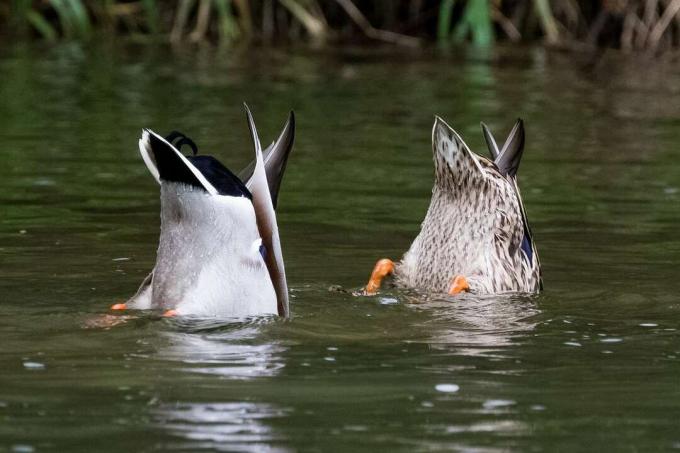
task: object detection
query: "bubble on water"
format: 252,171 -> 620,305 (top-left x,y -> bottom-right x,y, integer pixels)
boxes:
324,357 -> 335,362
421,401 -> 434,408
379,297 -> 398,305
112,257 -> 130,261
600,338 -> 623,343
530,404 -> 546,411
343,425 -> 368,432
12,445 -> 34,453
640,323 -> 658,327
326,347 -> 338,351
435,384 -> 460,393
564,342 -> 582,347
33,178 -> 55,187
602,350 -> 614,354
23,362 -> 45,370
483,399 -> 515,409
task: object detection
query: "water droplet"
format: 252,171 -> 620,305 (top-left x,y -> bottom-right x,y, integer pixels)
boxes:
23,362 -> 45,370
12,445 -> 34,453
600,338 -> 623,343
379,297 -> 398,305
640,323 -> 658,327
483,399 -> 515,409
564,342 -> 582,347
435,384 -> 460,393
343,425 -> 368,432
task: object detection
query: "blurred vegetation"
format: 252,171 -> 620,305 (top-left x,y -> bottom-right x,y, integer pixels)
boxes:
2,1 -> 680,52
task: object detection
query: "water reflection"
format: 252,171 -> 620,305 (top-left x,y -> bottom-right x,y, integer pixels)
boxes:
151,319 -> 289,451
410,293 -> 540,356
154,402 -> 289,453
154,317 -> 287,380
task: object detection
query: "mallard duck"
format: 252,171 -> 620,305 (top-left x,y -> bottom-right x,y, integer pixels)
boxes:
364,116 -> 541,296
111,105 -> 294,317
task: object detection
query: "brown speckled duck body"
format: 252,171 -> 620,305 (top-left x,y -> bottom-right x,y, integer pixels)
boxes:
364,116 -> 541,296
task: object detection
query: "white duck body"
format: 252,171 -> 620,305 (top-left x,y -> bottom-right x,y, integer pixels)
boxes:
148,183 -> 276,316
126,107 -> 294,317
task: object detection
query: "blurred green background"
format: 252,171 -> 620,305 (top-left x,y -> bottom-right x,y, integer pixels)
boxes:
2,1 -> 678,53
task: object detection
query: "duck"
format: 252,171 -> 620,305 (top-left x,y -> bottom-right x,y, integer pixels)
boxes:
111,105 -> 295,317
364,116 -> 541,296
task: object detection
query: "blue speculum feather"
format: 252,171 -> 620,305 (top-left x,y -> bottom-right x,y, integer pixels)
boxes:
520,227 -> 533,264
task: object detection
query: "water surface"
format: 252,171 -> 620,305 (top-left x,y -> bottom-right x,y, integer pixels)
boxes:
2,43 -> 680,452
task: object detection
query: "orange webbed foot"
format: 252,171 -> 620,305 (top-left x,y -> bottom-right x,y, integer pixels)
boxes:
448,275 -> 470,295
363,258 -> 395,295
111,303 -> 127,311
162,309 -> 179,318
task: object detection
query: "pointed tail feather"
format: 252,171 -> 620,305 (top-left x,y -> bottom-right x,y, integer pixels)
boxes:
240,111 -> 295,209
481,122 -> 500,160
262,111 -> 295,209
494,119 -> 525,178
431,116 -> 484,185
244,104 -> 290,317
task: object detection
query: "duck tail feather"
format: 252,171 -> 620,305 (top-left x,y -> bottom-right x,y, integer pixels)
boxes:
240,110 -> 295,209
243,104 -> 290,317
432,116 -> 484,184
481,122 -> 500,159
494,118 -> 525,178
262,111 -> 295,209
140,129 -> 217,194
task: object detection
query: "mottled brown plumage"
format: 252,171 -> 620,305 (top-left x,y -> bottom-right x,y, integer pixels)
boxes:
394,117 -> 541,294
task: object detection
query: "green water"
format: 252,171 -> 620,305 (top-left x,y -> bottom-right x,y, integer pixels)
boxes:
2,43 -> 680,452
